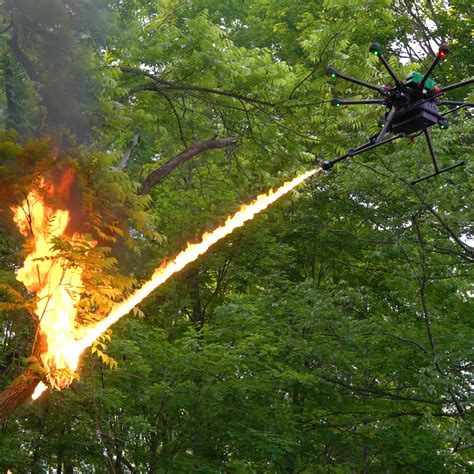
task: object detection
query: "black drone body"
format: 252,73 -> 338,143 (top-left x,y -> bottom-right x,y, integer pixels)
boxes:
322,42 -> 473,184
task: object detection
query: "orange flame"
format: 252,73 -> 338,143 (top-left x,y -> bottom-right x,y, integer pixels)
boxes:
12,174 -> 92,393
27,167 -> 321,399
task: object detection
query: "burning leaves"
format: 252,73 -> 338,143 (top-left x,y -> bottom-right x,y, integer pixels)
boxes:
11,172 -> 94,392
9,160 -> 321,399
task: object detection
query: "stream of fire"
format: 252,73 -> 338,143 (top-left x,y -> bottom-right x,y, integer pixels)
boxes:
13,167 -> 321,400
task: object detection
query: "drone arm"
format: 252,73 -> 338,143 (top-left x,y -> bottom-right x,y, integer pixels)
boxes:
411,78 -> 473,108
441,105 -> 470,117
321,134 -> 402,170
369,43 -> 403,90
378,54 -> 403,91
439,77 -> 473,94
332,98 -> 386,106
418,44 -> 449,91
438,100 -> 474,107
326,67 -> 388,95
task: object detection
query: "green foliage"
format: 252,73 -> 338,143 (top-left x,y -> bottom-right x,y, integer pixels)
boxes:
0,0 -> 473,472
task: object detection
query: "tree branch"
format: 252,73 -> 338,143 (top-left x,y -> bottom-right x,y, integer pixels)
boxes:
139,137 -> 238,194
320,375 -> 449,405
453,443 -> 473,453
7,22 -> 39,83
117,132 -> 140,170
410,187 -> 474,258
413,217 -> 467,421
383,332 -> 429,355
120,67 -> 277,106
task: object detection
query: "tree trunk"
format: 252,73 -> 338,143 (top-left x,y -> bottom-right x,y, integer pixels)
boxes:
0,374 -> 38,422
0,334 -> 47,423
64,463 -> 74,474
188,267 -> 204,330
3,52 -> 25,133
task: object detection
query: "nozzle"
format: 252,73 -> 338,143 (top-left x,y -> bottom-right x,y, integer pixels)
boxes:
438,118 -> 449,129
438,43 -> 449,58
320,160 -> 333,171
325,66 -> 337,78
369,42 -> 381,56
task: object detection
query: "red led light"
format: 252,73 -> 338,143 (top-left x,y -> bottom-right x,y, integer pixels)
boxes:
439,51 -> 446,58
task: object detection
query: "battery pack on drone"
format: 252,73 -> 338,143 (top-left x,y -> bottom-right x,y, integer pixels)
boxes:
391,101 -> 439,134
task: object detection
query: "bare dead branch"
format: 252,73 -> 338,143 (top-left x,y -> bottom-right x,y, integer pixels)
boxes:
139,137 -> 238,194
117,132 -> 140,171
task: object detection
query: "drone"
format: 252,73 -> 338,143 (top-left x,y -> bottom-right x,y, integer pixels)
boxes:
320,42 -> 473,184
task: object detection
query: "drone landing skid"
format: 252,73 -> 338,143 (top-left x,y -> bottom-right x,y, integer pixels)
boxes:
411,128 -> 465,185
411,161 -> 465,185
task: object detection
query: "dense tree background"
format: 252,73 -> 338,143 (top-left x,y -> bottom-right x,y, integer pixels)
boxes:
0,0 -> 472,472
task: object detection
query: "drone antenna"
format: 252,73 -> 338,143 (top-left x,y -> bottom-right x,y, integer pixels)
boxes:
369,42 -> 403,91
418,43 -> 449,91
325,66 -> 388,96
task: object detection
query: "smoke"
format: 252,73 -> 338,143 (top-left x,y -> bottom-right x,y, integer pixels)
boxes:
46,164 -> 85,235
3,0 -> 110,143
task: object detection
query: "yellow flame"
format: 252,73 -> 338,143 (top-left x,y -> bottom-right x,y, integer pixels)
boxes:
13,184 -> 90,392
31,167 -> 321,399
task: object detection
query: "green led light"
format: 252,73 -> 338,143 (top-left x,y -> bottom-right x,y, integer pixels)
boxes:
439,121 -> 449,129
336,103 -> 340,107
331,73 -> 336,78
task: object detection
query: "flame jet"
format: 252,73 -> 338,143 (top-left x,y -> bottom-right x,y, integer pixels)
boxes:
30,167 -> 322,399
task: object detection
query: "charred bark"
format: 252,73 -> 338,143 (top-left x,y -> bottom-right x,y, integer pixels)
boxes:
139,137 -> 238,194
